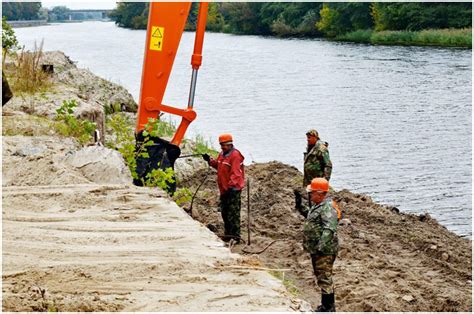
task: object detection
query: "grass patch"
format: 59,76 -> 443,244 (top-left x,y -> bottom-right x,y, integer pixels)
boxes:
268,270 -> 300,297
2,115 -> 55,137
336,29 -> 373,43
337,28 -> 472,48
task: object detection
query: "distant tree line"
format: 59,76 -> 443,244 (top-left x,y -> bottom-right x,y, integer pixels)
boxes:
2,2 -> 42,20
2,3 -> 107,22
109,2 -> 472,37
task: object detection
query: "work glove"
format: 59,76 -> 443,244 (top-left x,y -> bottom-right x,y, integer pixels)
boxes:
294,190 -> 302,210
202,153 -> 210,162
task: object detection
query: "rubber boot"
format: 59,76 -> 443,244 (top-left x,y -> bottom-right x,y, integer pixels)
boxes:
315,293 -> 335,312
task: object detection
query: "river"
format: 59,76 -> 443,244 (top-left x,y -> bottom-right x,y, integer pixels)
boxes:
14,21 -> 472,238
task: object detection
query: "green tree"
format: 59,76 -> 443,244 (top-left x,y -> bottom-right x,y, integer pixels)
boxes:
317,2 -> 372,37
205,2 -> 225,32
2,2 -> 41,20
371,2 -> 472,31
2,16 -> 18,67
49,6 -> 71,21
109,2 -> 148,29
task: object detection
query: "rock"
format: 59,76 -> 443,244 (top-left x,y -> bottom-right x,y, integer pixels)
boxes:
441,252 -> 449,261
402,295 -> 414,303
63,145 -> 132,184
291,298 -> 312,312
430,245 -> 437,250
390,206 -> 400,213
339,248 -> 349,258
13,144 -> 47,157
339,218 -> 351,226
3,51 -> 137,128
419,213 -> 430,222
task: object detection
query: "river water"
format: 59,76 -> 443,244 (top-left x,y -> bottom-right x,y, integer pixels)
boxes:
14,21 -> 472,238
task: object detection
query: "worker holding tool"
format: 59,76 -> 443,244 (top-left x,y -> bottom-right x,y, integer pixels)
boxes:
202,133 -> 245,243
295,177 -> 338,312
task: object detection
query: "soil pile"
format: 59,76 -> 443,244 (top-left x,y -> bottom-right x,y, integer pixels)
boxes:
179,161 -> 472,311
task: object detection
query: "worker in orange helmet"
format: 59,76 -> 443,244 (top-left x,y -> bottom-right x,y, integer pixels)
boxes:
202,133 -> 245,243
298,177 -> 339,312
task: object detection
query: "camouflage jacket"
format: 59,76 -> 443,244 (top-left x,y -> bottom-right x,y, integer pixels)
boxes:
299,198 -> 339,255
303,140 -> 332,186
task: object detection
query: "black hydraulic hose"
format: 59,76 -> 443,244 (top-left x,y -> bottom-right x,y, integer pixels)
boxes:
189,162 -> 211,218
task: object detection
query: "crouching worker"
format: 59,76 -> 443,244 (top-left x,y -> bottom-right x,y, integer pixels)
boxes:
202,133 -> 245,243
295,177 -> 338,312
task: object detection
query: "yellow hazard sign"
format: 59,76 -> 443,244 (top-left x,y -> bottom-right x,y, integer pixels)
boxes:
149,26 -> 164,51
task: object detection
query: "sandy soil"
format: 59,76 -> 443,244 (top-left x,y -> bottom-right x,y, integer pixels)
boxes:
2,137 -> 305,312
180,161 -> 472,312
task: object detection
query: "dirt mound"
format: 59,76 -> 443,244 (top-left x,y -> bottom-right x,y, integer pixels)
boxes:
179,161 -> 472,311
2,136 -> 131,186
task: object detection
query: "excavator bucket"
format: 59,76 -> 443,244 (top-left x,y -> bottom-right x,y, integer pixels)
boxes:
133,132 -> 181,193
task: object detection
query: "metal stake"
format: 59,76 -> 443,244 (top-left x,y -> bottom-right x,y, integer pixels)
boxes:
247,179 -> 251,245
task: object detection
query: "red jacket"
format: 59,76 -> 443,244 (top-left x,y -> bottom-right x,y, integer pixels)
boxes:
210,148 -> 245,195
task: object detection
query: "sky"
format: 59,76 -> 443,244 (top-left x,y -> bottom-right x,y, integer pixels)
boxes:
41,1 -> 116,10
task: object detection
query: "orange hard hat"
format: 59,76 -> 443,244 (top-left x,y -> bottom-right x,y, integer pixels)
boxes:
306,178 -> 329,193
219,133 -> 233,144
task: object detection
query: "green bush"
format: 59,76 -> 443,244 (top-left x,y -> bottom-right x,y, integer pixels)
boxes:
192,134 -> 218,156
54,99 -> 96,144
106,113 -> 197,198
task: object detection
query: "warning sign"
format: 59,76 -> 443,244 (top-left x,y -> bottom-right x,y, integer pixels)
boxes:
150,26 -> 164,51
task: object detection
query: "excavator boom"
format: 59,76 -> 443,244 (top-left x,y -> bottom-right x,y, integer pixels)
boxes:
136,2 -> 208,145
134,2 -> 208,190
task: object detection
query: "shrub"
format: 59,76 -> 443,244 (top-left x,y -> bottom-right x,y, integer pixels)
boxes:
192,134 -> 218,156
54,99 -> 96,144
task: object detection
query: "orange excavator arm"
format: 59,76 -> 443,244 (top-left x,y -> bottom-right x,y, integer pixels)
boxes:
136,2 -> 208,146
133,2 -> 208,191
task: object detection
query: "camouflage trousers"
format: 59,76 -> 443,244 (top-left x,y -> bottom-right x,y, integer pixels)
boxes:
219,190 -> 241,241
311,254 -> 336,294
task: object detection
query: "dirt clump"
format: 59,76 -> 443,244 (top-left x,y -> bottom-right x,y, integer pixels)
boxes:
179,161 -> 472,312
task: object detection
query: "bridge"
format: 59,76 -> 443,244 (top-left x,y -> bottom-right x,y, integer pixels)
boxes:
66,9 -> 113,21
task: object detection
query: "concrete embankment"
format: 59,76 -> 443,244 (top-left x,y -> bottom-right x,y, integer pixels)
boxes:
7,20 -> 48,28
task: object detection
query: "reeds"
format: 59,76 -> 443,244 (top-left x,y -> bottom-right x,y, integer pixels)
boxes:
337,28 -> 472,48
12,40 -> 52,94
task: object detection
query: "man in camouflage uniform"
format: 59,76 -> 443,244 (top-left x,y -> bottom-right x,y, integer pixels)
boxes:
304,129 -> 332,186
296,177 -> 338,312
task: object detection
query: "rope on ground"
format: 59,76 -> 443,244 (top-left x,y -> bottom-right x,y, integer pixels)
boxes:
241,240 -> 280,255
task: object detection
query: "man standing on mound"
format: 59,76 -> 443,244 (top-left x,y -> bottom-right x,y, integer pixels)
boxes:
203,133 -> 245,243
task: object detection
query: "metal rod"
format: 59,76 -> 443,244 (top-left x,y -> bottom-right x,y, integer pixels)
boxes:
187,69 -> 198,108
247,178 -> 251,246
